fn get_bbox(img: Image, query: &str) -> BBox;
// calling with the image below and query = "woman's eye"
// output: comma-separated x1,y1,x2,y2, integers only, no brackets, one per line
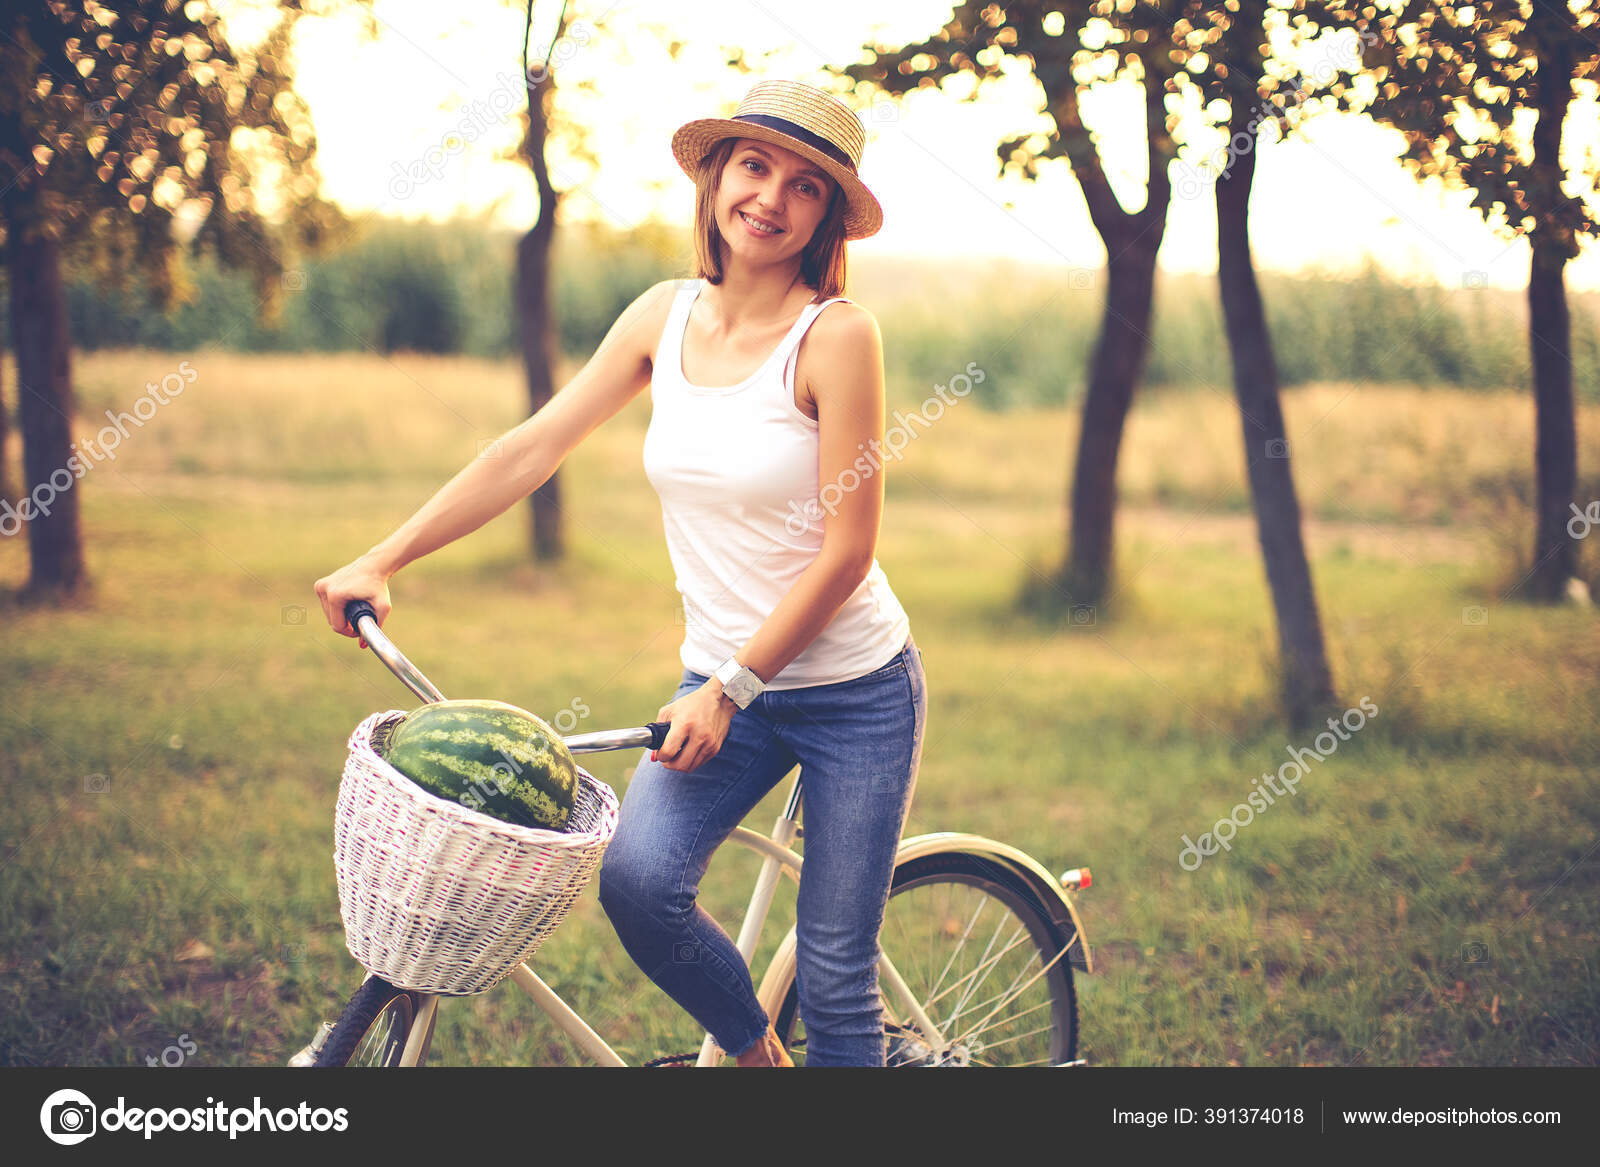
741,159,818,196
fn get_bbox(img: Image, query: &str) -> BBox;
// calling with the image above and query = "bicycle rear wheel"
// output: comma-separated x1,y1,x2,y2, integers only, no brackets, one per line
311,976,436,1067
774,850,1078,1066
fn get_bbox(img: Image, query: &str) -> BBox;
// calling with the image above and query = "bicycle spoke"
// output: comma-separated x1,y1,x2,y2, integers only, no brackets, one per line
887,895,1058,1060
924,891,991,1011
938,907,1022,1027
919,922,1037,1016
962,938,1074,1044
964,1017,1055,1053
784,858,1077,1068
942,937,1045,1035
950,994,1056,1049
354,1014,391,1066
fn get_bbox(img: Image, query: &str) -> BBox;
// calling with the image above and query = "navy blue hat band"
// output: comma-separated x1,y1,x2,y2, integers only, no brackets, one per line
731,113,857,172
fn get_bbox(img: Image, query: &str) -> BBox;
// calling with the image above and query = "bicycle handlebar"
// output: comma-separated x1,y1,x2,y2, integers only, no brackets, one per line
343,599,670,755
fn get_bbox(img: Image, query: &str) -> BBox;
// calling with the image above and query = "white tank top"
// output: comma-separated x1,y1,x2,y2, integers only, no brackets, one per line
641,278,911,689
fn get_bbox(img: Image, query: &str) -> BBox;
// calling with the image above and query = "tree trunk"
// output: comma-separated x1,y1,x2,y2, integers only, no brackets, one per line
517,67,563,562
6,203,87,596
1522,8,1580,602
1036,44,1175,615
1,331,9,506
1525,243,1578,599
1215,111,1337,725
1057,239,1162,609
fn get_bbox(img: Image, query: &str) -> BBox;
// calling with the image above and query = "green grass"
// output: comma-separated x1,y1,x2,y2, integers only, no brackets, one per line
1,350,1596,1067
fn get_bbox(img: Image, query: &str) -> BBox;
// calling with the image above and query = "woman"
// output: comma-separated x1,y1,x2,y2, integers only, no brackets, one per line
314,80,925,1068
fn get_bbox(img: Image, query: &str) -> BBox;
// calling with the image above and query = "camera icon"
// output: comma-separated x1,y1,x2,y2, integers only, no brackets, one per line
1171,164,1209,202
281,604,307,626
281,269,307,292
477,437,504,459
84,773,110,794
41,1090,97,1144
279,941,308,963
1070,604,1097,626
1461,605,1488,626
1461,270,1489,290
1461,941,1490,964
86,98,114,123
672,941,700,963
870,98,899,124
1265,439,1290,459
1068,268,1095,291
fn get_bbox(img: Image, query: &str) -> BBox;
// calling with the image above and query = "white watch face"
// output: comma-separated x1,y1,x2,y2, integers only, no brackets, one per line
723,667,762,707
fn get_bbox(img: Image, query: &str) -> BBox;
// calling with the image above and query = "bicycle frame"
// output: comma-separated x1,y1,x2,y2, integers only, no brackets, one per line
385,780,1094,1068
383,771,846,1068
334,599,1093,1067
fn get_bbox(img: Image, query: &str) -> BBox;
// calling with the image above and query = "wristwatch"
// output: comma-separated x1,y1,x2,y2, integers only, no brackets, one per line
714,657,765,710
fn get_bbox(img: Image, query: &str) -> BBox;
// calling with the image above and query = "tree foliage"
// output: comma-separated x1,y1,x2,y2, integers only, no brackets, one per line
1293,0,1600,252
0,0,345,309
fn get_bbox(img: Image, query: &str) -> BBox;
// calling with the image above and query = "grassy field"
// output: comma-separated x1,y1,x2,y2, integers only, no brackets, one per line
1,348,1597,1067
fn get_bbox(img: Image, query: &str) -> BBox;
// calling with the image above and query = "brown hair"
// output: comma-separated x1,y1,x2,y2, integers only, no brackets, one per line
688,136,848,302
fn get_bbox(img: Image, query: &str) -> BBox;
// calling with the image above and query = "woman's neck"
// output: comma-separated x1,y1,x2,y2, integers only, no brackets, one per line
704,258,814,328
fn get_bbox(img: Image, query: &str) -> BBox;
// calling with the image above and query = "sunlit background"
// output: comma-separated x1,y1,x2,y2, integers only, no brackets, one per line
261,0,1600,290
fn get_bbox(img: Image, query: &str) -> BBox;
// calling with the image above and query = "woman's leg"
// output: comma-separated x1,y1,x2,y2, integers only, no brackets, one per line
775,636,927,1066
596,669,801,1058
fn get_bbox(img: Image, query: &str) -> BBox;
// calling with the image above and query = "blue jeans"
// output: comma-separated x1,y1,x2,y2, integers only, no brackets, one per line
597,635,927,1066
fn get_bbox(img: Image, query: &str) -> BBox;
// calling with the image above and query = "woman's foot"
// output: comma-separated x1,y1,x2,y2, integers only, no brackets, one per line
734,1024,793,1067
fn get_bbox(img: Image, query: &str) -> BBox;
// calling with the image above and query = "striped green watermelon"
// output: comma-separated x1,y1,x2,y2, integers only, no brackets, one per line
380,699,578,831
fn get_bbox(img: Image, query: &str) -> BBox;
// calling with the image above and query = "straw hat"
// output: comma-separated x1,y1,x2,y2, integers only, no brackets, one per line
671,80,884,240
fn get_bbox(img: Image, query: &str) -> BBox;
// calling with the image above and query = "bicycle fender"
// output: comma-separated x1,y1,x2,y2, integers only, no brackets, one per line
894,833,1094,974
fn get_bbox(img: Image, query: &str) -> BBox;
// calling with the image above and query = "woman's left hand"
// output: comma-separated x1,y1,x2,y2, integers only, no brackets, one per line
652,681,735,772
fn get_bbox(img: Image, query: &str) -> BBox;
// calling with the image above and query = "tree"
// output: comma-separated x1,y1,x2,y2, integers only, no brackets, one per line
0,0,338,598
844,1,1182,613
510,0,682,563
1175,0,1338,719
1297,0,1600,602
515,0,571,562
840,0,1336,718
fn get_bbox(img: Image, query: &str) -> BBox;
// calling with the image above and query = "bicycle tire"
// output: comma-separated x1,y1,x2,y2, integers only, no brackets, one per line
773,850,1079,1066
312,976,434,1067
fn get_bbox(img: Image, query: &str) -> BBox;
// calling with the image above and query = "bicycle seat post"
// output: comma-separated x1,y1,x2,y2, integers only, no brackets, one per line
779,770,803,830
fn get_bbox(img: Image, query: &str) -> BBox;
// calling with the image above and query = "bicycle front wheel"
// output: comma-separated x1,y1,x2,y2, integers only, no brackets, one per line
312,976,436,1067
773,851,1078,1067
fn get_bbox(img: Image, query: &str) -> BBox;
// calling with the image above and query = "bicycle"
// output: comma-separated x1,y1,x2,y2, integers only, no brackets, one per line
291,599,1095,1067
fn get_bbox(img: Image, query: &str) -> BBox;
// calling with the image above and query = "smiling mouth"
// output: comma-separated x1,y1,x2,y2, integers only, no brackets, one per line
738,211,784,236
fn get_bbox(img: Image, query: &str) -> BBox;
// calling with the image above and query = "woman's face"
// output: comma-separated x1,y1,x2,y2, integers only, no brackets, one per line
715,137,836,261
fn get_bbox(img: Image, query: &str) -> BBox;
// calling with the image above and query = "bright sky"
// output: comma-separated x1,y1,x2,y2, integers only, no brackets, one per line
264,0,1600,291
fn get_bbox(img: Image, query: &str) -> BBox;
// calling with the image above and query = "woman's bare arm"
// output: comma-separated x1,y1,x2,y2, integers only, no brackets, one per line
725,303,887,685
313,279,677,636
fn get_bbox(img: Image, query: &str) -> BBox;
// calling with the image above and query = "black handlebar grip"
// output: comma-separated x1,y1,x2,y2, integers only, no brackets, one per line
646,721,671,749
344,599,378,635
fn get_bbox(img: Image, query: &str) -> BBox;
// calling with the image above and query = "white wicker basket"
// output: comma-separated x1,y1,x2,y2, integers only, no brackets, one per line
333,709,619,996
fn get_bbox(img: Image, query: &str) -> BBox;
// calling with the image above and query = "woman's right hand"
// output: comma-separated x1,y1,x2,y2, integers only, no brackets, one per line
313,554,393,649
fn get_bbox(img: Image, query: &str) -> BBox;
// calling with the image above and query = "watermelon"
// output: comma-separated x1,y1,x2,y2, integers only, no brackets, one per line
380,699,578,831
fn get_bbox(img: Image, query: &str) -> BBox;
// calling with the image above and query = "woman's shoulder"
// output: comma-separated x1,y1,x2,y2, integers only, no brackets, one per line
611,278,696,356
805,296,880,355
